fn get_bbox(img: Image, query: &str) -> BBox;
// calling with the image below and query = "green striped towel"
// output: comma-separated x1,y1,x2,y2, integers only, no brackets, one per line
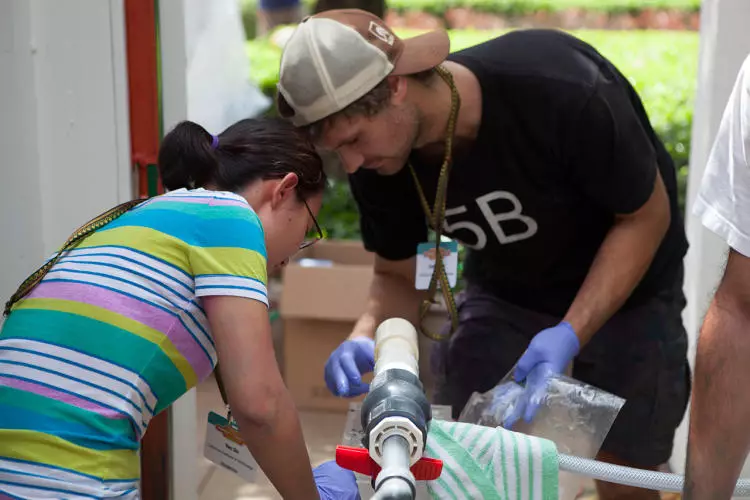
425,419,559,500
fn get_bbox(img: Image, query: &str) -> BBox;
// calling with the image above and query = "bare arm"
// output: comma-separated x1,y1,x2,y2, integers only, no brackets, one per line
349,255,429,340
683,248,750,499
563,169,671,346
203,295,319,500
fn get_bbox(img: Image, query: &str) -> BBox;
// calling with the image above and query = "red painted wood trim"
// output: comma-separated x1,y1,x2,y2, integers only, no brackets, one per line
124,1,170,498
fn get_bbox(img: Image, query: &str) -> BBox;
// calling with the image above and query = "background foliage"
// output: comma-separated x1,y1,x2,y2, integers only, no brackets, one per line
241,0,701,37
246,28,699,239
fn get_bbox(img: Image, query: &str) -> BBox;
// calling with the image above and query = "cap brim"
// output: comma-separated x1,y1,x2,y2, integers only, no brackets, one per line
392,30,450,76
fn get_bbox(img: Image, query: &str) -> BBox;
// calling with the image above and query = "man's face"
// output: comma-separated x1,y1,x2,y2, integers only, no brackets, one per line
315,103,419,176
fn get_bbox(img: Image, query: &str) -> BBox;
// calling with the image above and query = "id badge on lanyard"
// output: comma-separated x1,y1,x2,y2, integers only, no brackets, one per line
203,411,260,483
416,240,458,290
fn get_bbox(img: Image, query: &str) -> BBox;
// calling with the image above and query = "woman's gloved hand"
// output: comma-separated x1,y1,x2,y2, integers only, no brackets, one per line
324,337,375,397
500,321,580,428
313,460,361,500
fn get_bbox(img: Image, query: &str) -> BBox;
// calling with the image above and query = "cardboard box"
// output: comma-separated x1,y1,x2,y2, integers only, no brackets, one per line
278,239,453,412
279,240,376,412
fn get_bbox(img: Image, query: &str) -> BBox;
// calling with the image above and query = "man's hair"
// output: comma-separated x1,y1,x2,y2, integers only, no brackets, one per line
304,68,438,140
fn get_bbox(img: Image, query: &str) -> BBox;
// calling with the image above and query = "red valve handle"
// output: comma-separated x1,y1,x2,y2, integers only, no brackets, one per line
335,445,443,481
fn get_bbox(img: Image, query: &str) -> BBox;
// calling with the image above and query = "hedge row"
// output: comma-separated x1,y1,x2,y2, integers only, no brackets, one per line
241,0,700,38
380,0,700,16
242,0,700,16
246,29,699,240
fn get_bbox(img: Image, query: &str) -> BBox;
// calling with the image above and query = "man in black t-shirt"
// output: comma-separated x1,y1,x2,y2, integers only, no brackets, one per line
277,10,690,498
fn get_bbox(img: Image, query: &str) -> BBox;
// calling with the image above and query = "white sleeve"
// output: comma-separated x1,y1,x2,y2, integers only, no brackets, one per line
693,54,750,257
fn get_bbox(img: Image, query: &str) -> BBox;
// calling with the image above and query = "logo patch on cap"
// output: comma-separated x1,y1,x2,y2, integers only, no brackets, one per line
368,21,394,46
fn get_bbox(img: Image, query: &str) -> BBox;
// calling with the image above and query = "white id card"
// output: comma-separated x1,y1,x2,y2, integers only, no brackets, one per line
415,241,458,290
203,411,259,483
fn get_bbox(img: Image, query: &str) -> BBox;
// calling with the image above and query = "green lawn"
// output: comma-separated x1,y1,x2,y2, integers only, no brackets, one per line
385,0,700,15
242,0,701,16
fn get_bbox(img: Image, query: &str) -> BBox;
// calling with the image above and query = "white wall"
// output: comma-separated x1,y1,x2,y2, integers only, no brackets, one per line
0,0,132,317
0,0,45,307
670,0,750,481
157,1,200,499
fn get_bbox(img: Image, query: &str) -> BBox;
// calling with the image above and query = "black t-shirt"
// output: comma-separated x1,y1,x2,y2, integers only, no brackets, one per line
348,29,688,317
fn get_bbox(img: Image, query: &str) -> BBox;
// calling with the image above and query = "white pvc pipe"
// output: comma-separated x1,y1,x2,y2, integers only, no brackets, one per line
374,318,420,378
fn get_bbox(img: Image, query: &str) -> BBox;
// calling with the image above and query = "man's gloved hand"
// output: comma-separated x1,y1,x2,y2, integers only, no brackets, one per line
313,460,361,500
324,337,375,397
501,322,580,428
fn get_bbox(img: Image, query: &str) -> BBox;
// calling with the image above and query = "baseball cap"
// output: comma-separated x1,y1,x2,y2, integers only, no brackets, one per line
276,9,450,127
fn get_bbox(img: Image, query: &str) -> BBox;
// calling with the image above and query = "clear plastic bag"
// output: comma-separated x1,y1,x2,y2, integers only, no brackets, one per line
458,365,626,499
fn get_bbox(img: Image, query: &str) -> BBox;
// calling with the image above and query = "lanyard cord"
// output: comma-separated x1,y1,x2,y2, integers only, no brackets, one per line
408,65,461,342
3,198,146,317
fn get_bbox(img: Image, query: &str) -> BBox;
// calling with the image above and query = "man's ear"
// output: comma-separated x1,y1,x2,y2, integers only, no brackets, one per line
271,172,299,208
387,75,408,105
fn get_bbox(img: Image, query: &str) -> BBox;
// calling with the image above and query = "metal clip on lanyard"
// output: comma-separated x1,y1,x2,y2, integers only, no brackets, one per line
408,65,461,342
214,367,233,423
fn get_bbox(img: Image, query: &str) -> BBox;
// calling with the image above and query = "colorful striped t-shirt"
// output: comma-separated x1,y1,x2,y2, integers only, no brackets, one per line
0,188,269,499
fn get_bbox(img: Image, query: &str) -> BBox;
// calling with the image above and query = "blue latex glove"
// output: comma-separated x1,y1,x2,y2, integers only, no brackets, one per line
324,337,375,397
313,460,361,500
501,322,580,428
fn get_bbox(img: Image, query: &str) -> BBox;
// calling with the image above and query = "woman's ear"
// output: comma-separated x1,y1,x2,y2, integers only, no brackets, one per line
270,172,300,208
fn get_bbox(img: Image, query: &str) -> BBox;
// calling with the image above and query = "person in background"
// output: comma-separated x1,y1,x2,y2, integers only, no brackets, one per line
312,0,386,18
683,53,750,500
0,117,359,500
276,9,691,499
256,0,304,37
256,0,387,36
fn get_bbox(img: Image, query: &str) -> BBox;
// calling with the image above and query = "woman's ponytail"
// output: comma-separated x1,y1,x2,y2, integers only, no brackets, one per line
157,117,325,198
158,121,219,191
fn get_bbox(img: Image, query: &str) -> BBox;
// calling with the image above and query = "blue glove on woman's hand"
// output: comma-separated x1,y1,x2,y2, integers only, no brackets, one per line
313,460,361,500
324,337,375,397
501,322,580,428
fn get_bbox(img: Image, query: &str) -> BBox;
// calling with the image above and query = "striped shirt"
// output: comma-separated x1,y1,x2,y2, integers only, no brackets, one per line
0,188,269,499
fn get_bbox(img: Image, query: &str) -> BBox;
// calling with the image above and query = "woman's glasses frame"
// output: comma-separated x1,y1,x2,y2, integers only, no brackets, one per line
299,200,323,250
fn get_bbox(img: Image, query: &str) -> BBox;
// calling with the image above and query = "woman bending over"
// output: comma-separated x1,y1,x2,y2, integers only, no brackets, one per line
0,117,358,499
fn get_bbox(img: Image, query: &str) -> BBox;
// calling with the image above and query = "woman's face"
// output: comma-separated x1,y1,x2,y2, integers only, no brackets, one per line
247,175,324,273
268,191,323,272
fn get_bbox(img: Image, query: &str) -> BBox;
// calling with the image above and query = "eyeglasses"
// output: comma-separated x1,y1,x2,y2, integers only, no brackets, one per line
299,200,324,250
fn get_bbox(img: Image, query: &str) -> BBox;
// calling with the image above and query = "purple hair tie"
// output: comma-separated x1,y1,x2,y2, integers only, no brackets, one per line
210,134,219,149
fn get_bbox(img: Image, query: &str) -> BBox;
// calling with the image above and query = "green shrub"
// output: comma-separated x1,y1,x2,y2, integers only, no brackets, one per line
241,0,700,33
247,29,699,239
385,0,700,16
240,0,259,39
